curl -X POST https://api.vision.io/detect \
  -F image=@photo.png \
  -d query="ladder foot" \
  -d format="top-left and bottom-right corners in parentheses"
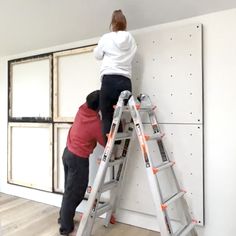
top-left (110, 214), bottom-right (116, 224)
top-left (87, 186), bottom-right (92, 193)
top-left (79, 213), bottom-right (83, 221)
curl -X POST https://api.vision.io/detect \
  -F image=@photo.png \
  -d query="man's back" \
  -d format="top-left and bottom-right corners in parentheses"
top-left (67, 103), bottom-right (104, 158)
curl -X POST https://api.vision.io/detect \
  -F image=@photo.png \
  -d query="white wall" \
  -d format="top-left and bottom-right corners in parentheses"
top-left (179, 8), bottom-right (236, 236)
top-left (185, 9), bottom-right (236, 236)
top-left (1, 7), bottom-right (236, 236)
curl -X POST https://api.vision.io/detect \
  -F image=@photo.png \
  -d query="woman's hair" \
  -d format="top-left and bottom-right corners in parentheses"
top-left (110, 10), bottom-right (127, 32)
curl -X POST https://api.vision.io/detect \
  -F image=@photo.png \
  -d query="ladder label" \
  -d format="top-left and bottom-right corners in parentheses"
top-left (135, 123), bottom-right (151, 168)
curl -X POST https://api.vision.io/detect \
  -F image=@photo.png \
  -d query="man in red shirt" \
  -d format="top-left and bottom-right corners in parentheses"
top-left (59, 90), bottom-right (105, 236)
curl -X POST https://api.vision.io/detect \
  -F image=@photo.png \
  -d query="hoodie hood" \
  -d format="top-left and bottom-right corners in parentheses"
top-left (111, 31), bottom-right (133, 51)
top-left (78, 103), bottom-right (98, 123)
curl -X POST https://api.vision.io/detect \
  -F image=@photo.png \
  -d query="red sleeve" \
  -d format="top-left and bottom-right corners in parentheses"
top-left (95, 120), bottom-right (105, 147)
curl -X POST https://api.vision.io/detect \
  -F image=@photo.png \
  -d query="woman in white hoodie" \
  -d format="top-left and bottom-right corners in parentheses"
top-left (94, 9), bottom-right (137, 143)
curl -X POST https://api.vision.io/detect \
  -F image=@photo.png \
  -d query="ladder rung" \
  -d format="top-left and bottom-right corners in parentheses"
top-left (108, 157), bottom-right (125, 167)
top-left (161, 191), bottom-right (185, 210)
top-left (145, 132), bottom-right (164, 141)
top-left (175, 221), bottom-right (197, 236)
top-left (113, 105), bottom-right (129, 110)
top-left (93, 203), bottom-right (112, 217)
top-left (122, 106), bottom-right (129, 112)
top-left (97, 154), bottom-right (124, 167)
top-left (153, 161), bottom-right (175, 174)
top-left (114, 132), bottom-right (132, 140)
top-left (100, 180), bottom-right (118, 192)
top-left (139, 106), bottom-right (156, 112)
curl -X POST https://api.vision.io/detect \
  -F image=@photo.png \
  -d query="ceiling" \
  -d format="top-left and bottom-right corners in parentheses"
top-left (1, 0), bottom-right (236, 57)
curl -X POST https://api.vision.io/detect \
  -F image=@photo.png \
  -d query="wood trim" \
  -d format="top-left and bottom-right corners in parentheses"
top-left (53, 123), bottom-right (71, 193)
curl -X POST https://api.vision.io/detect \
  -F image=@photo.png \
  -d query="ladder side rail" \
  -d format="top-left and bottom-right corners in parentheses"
top-left (142, 95), bottom-right (198, 235)
top-left (148, 110), bottom-right (182, 191)
top-left (115, 124), bottom-right (134, 183)
top-left (76, 147), bottom-right (115, 236)
top-left (141, 95), bottom-right (187, 195)
top-left (148, 110), bottom-right (169, 163)
top-left (138, 94), bottom-right (168, 163)
top-left (76, 92), bottom-right (129, 236)
top-left (105, 92), bottom-right (134, 225)
top-left (77, 163), bottom-right (109, 236)
top-left (103, 152), bottom-right (128, 226)
top-left (85, 174), bottom-right (109, 236)
top-left (104, 124), bottom-right (135, 226)
top-left (128, 95), bottom-right (172, 236)
top-left (148, 110), bottom-right (197, 230)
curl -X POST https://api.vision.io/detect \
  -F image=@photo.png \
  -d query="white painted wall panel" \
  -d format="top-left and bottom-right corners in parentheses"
top-left (54, 123), bottom-right (104, 194)
top-left (10, 57), bottom-right (51, 118)
top-left (8, 123), bottom-right (52, 191)
top-left (53, 47), bottom-right (101, 121)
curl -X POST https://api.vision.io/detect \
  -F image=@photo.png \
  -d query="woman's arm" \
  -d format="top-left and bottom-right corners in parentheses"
top-left (94, 37), bottom-right (105, 60)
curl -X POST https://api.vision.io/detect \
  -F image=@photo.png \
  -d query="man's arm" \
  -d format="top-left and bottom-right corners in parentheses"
top-left (95, 120), bottom-right (106, 147)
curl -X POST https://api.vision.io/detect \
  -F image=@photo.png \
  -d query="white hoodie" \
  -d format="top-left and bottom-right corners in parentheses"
top-left (94, 31), bottom-right (137, 79)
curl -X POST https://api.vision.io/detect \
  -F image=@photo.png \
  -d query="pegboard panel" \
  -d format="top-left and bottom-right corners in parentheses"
top-left (119, 123), bottom-right (203, 225)
top-left (118, 23), bottom-right (203, 225)
top-left (53, 46), bottom-right (101, 122)
top-left (132, 23), bottom-right (203, 124)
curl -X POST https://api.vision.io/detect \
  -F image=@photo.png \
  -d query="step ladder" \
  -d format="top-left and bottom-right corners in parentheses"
top-left (76, 90), bottom-right (198, 236)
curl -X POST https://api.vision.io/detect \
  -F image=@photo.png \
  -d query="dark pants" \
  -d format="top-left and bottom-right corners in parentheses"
top-left (59, 147), bottom-right (89, 235)
top-left (100, 74), bottom-right (132, 143)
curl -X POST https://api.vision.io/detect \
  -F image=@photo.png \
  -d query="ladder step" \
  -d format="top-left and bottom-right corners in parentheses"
top-left (93, 203), bottom-right (112, 217)
top-left (121, 106), bottom-right (129, 112)
top-left (175, 221), bottom-right (197, 236)
top-left (97, 156), bottom-right (125, 166)
top-left (100, 180), bottom-right (118, 192)
top-left (145, 132), bottom-right (164, 141)
top-left (161, 191), bottom-right (186, 210)
top-left (121, 105), bottom-right (155, 112)
top-left (108, 157), bottom-right (125, 167)
top-left (139, 106), bottom-right (156, 112)
top-left (153, 161), bottom-right (175, 174)
top-left (114, 132), bottom-right (132, 140)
